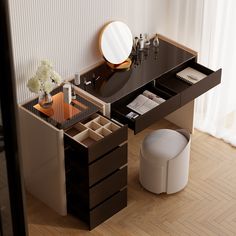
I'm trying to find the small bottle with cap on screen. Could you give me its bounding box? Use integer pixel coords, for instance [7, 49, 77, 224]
[138, 34, 145, 50]
[153, 34, 159, 47]
[74, 72, 80, 86]
[133, 36, 139, 52]
[63, 82, 72, 104]
[144, 33, 150, 48]
[71, 84, 76, 100]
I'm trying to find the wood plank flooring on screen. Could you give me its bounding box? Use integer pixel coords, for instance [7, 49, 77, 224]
[26, 119, 236, 236]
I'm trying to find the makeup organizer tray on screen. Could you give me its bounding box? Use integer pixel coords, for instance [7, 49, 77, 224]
[65, 114, 120, 147]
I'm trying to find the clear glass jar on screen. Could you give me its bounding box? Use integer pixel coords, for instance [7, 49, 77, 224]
[38, 92, 53, 108]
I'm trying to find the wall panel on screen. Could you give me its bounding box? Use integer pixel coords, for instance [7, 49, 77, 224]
[8, 0, 166, 102]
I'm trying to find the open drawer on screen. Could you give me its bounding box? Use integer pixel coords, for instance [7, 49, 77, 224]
[156, 60, 222, 106]
[111, 83, 181, 134]
[111, 60, 221, 134]
[64, 113, 128, 163]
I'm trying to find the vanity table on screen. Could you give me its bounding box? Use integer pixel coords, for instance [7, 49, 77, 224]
[19, 35, 221, 230]
[77, 35, 221, 134]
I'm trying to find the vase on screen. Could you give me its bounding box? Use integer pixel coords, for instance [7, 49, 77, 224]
[38, 92, 53, 109]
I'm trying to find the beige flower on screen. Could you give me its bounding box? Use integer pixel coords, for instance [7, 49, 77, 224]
[41, 59, 52, 69]
[27, 59, 62, 94]
[43, 80, 54, 94]
[51, 70, 62, 85]
[27, 76, 41, 93]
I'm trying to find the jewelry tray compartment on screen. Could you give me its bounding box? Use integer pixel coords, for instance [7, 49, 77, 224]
[64, 114, 127, 163]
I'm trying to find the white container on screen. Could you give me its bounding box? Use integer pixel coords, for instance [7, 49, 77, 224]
[63, 83, 72, 104]
[74, 73, 80, 86]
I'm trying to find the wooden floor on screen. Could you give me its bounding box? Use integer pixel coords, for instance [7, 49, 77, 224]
[26, 119, 236, 236]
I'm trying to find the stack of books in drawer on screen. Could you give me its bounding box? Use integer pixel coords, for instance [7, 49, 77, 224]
[126, 90, 166, 116]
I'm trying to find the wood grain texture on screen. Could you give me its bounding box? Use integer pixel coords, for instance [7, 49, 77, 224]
[26, 119, 236, 235]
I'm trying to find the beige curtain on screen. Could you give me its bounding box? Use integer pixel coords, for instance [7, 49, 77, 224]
[164, 0, 236, 146]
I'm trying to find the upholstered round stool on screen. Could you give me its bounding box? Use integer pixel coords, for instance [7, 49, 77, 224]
[139, 129, 191, 194]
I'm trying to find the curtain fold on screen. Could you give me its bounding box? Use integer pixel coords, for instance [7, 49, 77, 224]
[165, 0, 236, 146]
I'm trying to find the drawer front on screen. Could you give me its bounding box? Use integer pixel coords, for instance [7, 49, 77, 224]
[67, 166, 127, 209]
[181, 64, 222, 105]
[112, 93, 180, 134]
[89, 188, 127, 230]
[88, 124, 127, 163]
[89, 144, 127, 186]
[89, 166, 127, 208]
[64, 123, 128, 163]
[67, 188, 127, 230]
[134, 93, 180, 134]
[65, 143, 127, 186]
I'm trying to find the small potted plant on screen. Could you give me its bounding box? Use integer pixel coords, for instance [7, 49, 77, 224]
[27, 60, 62, 108]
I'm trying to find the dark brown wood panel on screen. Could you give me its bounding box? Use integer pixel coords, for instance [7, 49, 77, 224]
[64, 133, 88, 162]
[134, 93, 180, 134]
[64, 123, 127, 164]
[88, 124, 128, 163]
[89, 144, 127, 186]
[89, 188, 127, 230]
[181, 67, 222, 105]
[111, 62, 222, 134]
[89, 167, 127, 208]
[111, 82, 181, 134]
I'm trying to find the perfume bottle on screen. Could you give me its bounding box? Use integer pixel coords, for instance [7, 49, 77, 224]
[133, 36, 139, 52]
[153, 34, 159, 47]
[138, 34, 145, 50]
[144, 33, 150, 48]
[71, 84, 76, 100]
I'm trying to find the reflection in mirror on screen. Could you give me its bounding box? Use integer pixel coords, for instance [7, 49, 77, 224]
[97, 69, 132, 97]
[99, 21, 133, 65]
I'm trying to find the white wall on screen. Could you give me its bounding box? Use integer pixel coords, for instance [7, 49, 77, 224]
[8, 0, 167, 103]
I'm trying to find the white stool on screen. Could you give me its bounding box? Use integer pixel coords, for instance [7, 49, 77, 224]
[139, 129, 191, 194]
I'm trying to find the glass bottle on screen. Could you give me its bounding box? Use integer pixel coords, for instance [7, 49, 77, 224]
[133, 37, 139, 52]
[138, 34, 145, 50]
[144, 33, 150, 48]
[153, 34, 159, 47]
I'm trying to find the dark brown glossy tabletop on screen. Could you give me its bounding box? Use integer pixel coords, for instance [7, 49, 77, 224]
[78, 39, 195, 104]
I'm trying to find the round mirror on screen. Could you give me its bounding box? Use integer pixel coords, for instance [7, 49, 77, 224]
[99, 21, 133, 65]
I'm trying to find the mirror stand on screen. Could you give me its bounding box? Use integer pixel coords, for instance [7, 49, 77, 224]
[106, 58, 132, 70]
